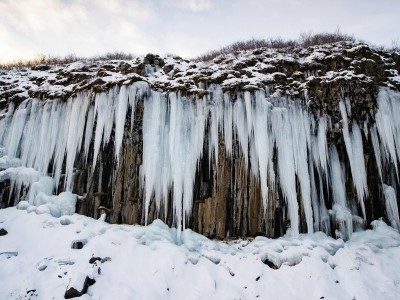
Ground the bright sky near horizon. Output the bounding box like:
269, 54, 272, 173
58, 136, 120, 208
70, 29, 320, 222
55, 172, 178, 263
0, 0, 399, 63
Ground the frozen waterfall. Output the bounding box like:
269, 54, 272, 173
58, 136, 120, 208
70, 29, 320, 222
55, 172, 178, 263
1, 83, 400, 239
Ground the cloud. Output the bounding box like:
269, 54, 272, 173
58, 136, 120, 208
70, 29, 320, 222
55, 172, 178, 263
0, 0, 157, 62
0, 0, 399, 63
166, 0, 213, 12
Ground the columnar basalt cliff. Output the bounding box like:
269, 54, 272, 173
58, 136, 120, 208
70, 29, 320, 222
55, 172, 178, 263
1, 42, 400, 240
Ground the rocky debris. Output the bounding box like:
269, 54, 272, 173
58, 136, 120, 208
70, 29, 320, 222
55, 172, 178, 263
89, 257, 102, 264
64, 273, 96, 299
143, 53, 165, 67
261, 258, 280, 270
26, 289, 38, 298
71, 239, 88, 249
0, 251, 18, 259
88, 256, 111, 264
63, 255, 111, 298
0, 228, 8, 236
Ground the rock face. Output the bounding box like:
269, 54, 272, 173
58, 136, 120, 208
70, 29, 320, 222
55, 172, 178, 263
1, 42, 400, 239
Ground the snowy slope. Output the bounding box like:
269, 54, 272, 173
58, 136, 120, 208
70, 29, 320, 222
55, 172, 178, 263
1, 207, 400, 300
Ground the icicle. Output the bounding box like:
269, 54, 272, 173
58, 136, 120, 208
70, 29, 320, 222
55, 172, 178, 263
0, 101, 16, 143
375, 88, 400, 179
223, 93, 233, 156
317, 115, 329, 180
92, 89, 117, 172
290, 104, 313, 233
370, 125, 383, 181
64, 94, 91, 191
4, 100, 30, 159
114, 85, 129, 161
271, 106, 299, 238
141, 90, 208, 233
142, 91, 167, 225
251, 90, 273, 213
83, 105, 95, 164
329, 145, 353, 239
309, 159, 320, 231
233, 95, 249, 167
382, 184, 400, 231
244, 91, 253, 135
339, 101, 367, 219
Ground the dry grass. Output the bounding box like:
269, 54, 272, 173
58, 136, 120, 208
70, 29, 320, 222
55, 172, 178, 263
389, 38, 400, 52
1, 30, 396, 69
0, 52, 135, 70
194, 38, 298, 62
0, 54, 79, 69
299, 30, 354, 48
195, 30, 356, 62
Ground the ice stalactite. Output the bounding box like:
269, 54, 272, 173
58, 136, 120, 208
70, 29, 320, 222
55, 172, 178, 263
141, 90, 207, 236
92, 90, 117, 173
0, 84, 146, 216
375, 88, 400, 180
114, 84, 142, 162
370, 125, 383, 181
251, 91, 274, 214
383, 184, 400, 231
329, 145, 353, 239
1, 94, 91, 192
339, 101, 367, 219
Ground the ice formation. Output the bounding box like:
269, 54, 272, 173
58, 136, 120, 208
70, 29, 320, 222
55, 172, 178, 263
383, 184, 400, 231
0, 81, 400, 238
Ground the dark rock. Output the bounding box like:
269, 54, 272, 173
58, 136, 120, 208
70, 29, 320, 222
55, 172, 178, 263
26, 289, 38, 297
96, 69, 109, 77
0, 228, 8, 236
67, 72, 89, 84
118, 62, 131, 74
64, 276, 95, 299
32, 65, 51, 71
144, 54, 155, 65
144, 53, 164, 67
102, 64, 116, 71
89, 257, 101, 264
71, 239, 87, 249
163, 64, 174, 74
262, 258, 280, 269
0, 251, 18, 259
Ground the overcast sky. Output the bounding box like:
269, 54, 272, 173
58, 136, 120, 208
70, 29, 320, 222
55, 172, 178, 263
1, 0, 399, 63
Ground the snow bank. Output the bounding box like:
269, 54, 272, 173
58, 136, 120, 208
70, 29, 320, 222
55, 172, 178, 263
0, 208, 400, 299
0, 164, 77, 217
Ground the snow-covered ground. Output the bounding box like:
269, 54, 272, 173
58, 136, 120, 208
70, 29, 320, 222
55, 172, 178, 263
1, 207, 400, 300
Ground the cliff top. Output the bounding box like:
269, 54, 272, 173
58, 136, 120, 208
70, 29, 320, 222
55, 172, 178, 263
1, 41, 399, 110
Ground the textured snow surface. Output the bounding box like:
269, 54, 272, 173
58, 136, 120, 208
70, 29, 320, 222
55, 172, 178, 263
0, 208, 400, 299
